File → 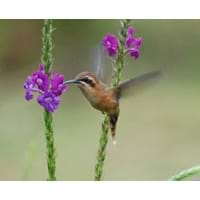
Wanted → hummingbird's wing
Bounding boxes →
[96,46,104,79]
[115,71,162,100]
[89,45,112,84]
[89,45,104,80]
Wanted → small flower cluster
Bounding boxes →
[24,64,67,112]
[102,27,143,59]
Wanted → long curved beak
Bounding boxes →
[64,79,80,85]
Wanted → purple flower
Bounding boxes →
[129,48,140,59]
[125,27,143,59]
[37,91,60,113]
[32,64,49,91]
[23,63,68,112]
[127,27,135,36]
[24,76,35,101]
[25,90,33,101]
[50,73,68,96]
[134,37,143,47]
[24,76,35,91]
[102,34,119,56]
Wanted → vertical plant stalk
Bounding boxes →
[41,19,56,181]
[112,19,131,87]
[168,165,200,181]
[95,114,109,181]
[95,19,131,181]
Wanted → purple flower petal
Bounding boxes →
[24,76,35,90]
[32,65,49,91]
[37,91,60,112]
[51,73,68,96]
[39,63,45,72]
[125,27,143,60]
[125,35,135,48]
[134,37,143,48]
[127,27,135,36]
[128,48,140,59]
[102,34,119,57]
[25,90,33,101]
[24,76,35,101]
[126,36,143,49]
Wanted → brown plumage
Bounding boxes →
[64,71,161,141]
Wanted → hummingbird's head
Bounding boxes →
[64,72,101,92]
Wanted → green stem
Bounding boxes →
[95,114,109,181]
[94,19,131,181]
[41,19,56,181]
[112,19,131,87]
[169,165,200,181]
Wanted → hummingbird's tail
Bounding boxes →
[109,113,119,144]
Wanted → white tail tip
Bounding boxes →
[112,139,117,145]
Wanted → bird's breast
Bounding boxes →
[86,89,119,114]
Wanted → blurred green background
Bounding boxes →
[0,20,200,180]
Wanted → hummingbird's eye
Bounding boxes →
[81,77,95,87]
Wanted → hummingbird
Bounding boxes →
[64,71,161,141]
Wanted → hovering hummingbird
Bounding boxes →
[64,70,161,142]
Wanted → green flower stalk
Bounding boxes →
[94,19,132,181]
[95,114,109,181]
[24,19,67,180]
[41,19,56,181]
[169,165,200,181]
[112,19,131,87]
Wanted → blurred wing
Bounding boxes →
[96,46,104,79]
[89,45,105,80]
[115,71,162,99]
[89,45,111,83]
